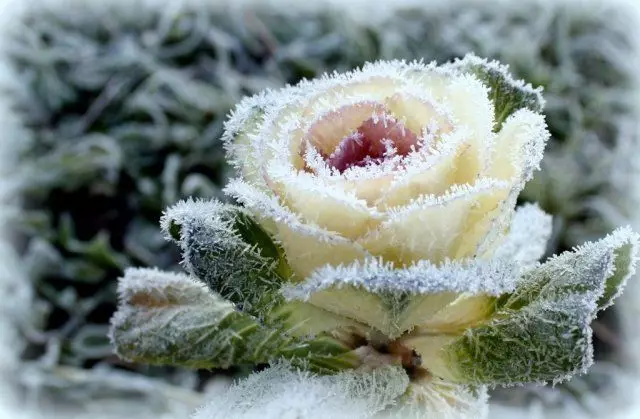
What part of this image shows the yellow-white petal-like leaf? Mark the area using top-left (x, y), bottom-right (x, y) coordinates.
top-left (269, 300), bottom-right (376, 341)
top-left (225, 179), bottom-right (370, 279)
top-left (359, 179), bottom-right (511, 265)
top-left (283, 257), bottom-right (519, 338)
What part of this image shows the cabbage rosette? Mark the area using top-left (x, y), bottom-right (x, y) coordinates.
top-left (110, 54), bottom-right (639, 415)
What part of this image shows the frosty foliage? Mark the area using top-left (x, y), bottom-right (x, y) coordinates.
top-left (192, 362), bottom-right (489, 419)
top-left (192, 363), bottom-right (408, 419)
top-left (109, 267), bottom-right (359, 373)
top-left (275, 225), bottom-right (639, 386)
top-left (5, 0), bottom-right (640, 418)
top-left (117, 194), bottom-right (640, 393)
top-left (160, 198), bottom-right (285, 316)
top-left (109, 267), bottom-right (257, 369)
top-left (447, 294), bottom-right (597, 386)
top-left (443, 227), bottom-right (640, 386)
top-left (380, 378), bottom-right (489, 419)
top-left (193, 362), bottom-right (396, 419)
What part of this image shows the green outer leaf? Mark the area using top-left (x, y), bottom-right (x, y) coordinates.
top-left (160, 201), bottom-right (366, 351)
top-left (440, 296), bottom-right (593, 385)
top-left (109, 268), bottom-right (359, 373)
top-left (419, 227), bottom-right (638, 386)
top-left (448, 54), bottom-right (544, 131)
top-left (502, 226), bottom-right (638, 311)
top-left (598, 241), bottom-right (636, 310)
top-left (160, 199), bottom-right (288, 318)
top-left (234, 210), bottom-right (293, 279)
top-left (233, 211), bottom-right (281, 261)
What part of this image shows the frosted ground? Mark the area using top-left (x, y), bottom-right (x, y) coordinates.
top-left (2, 0), bottom-right (640, 418)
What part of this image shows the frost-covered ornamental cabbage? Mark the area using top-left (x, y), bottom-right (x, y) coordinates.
top-left (110, 54), bottom-right (639, 418)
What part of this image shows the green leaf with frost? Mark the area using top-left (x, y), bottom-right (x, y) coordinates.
top-left (110, 267), bottom-right (274, 369)
top-left (421, 294), bottom-right (594, 385)
top-left (161, 199), bottom-right (373, 342)
top-left (447, 54), bottom-right (545, 131)
top-left (598, 239), bottom-right (636, 310)
top-left (501, 226), bottom-right (638, 311)
top-left (407, 227), bottom-right (639, 386)
top-left (161, 199), bottom-right (289, 317)
top-left (109, 268), bottom-right (359, 373)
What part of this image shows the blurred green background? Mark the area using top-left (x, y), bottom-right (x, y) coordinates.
top-left (4, 0), bottom-right (638, 415)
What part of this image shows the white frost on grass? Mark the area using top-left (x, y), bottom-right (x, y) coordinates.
top-left (0, 0), bottom-right (37, 417)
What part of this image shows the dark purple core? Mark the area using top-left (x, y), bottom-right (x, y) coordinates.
top-left (325, 114), bottom-right (420, 173)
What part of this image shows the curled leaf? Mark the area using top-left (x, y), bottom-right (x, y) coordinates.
top-left (160, 199), bottom-right (289, 317)
top-left (446, 54), bottom-right (545, 131)
top-left (409, 227), bottom-right (639, 386)
top-left (109, 268), bottom-right (358, 373)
